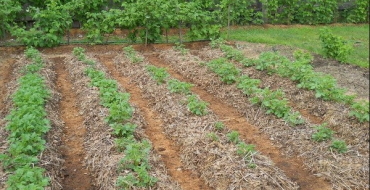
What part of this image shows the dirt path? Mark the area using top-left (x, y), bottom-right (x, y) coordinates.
top-left (54, 57), bottom-right (93, 190)
top-left (0, 58), bottom-right (16, 116)
top-left (96, 54), bottom-right (211, 190)
top-left (144, 52), bottom-right (331, 190)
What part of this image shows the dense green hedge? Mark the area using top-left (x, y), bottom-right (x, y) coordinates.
top-left (0, 0), bottom-right (368, 47)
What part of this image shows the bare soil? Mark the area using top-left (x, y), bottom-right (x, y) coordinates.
top-left (54, 59), bottom-right (93, 190)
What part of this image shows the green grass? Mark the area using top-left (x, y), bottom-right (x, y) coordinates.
top-left (223, 24), bottom-right (369, 68)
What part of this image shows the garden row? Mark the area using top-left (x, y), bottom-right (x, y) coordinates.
top-left (0, 48), bottom-right (57, 189)
top-left (156, 43), bottom-right (368, 189)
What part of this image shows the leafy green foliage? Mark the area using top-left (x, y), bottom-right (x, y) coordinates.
top-left (349, 101), bottom-right (370, 123)
top-left (236, 141), bottom-right (257, 167)
top-left (207, 132), bottom-right (220, 142)
top-left (7, 166), bottom-right (49, 190)
top-left (214, 121), bottom-right (225, 131)
top-left (312, 123), bottom-right (333, 142)
top-left (11, 1), bottom-right (72, 47)
top-left (220, 44), bottom-right (245, 62)
top-left (236, 75), bottom-right (261, 96)
top-left (74, 48), bottom-right (157, 189)
top-left (187, 95), bottom-right (209, 116)
top-left (207, 58), bottom-right (240, 84)
top-left (345, 0), bottom-right (369, 23)
top-left (123, 46), bottom-right (143, 63)
top-left (330, 140), bottom-right (348, 153)
top-left (167, 79), bottom-right (193, 95)
top-left (0, 48), bottom-right (50, 188)
top-left (319, 28), bottom-right (353, 63)
top-left (226, 131), bottom-right (240, 144)
top-left (146, 65), bottom-right (170, 84)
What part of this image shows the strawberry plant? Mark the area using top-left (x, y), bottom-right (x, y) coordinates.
top-left (167, 79), bottom-right (193, 95)
top-left (146, 65), bottom-right (170, 84)
top-left (187, 95), bottom-right (209, 116)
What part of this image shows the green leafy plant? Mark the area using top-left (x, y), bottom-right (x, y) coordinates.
top-left (207, 58), bottom-right (240, 84)
top-left (111, 123), bottom-right (137, 138)
top-left (146, 65), bottom-right (170, 84)
top-left (187, 95), bottom-right (209, 116)
top-left (330, 140), bottom-right (348, 153)
top-left (167, 79), bottom-right (193, 95)
top-left (207, 132), bottom-right (220, 142)
top-left (214, 121), bottom-right (225, 131)
top-left (312, 123), bottom-right (333, 142)
top-left (236, 75), bottom-right (261, 96)
top-left (123, 46), bottom-right (144, 63)
top-left (319, 28), bottom-right (353, 63)
top-left (174, 42), bottom-right (189, 55)
top-left (226, 131), bottom-right (240, 144)
top-left (349, 101), bottom-right (369, 123)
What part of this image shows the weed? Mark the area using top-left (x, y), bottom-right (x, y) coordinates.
top-left (319, 28), bottom-right (353, 63)
top-left (174, 42), bottom-right (189, 55)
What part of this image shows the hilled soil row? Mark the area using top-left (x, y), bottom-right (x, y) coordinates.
top-left (108, 50), bottom-right (301, 189)
top-left (64, 53), bottom-right (180, 189)
top-left (156, 47), bottom-right (369, 190)
top-left (95, 53), bottom-right (205, 190)
top-left (194, 46), bottom-right (369, 152)
top-left (0, 55), bottom-right (65, 189)
top-left (143, 51), bottom-right (330, 190)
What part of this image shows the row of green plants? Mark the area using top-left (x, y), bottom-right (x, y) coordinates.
top-left (0, 47), bottom-right (50, 189)
top-left (205, 57), bottom-right (304, 126)
top-left (1, 0), bottom-right (368, 47)
top-left (144, 60), bottom-right (258, 167)
top-left (212, 39), bottom-right (369, 123)
top-left (261, 0), bottom-right (369, 24)
top-left (72, 47), bottom-right (157, 189)
top-left (145, 65), bottom-right (209, 116)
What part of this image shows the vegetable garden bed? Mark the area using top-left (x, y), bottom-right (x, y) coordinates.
top-left (0, 42), bottom-right (368, 190)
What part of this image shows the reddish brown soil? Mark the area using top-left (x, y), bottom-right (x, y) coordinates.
top-left (54, 58), bottom-right (93, 190)
top-left (0, 58), bottom-right (16, 116)
top-left (96, 55), bottom-right (211, 190)
top-left (144, 53), bottom-right (332, 190)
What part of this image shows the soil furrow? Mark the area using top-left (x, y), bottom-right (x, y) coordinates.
top-left (54, 57), bottom-right (93, 190)
top-left (144, 52), bottom-right (331, 190)
top-left (96, 54), bottom-right (210, 190)
top-left (0, 58), bottom-right (16, 116)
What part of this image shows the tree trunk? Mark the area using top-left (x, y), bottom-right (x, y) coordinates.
top-left (166, 28), bottom-right (169, 43)
top-left (227, 4), bottom-right (231, 40)
top-left (145, 27), bottom-right (148, 46)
